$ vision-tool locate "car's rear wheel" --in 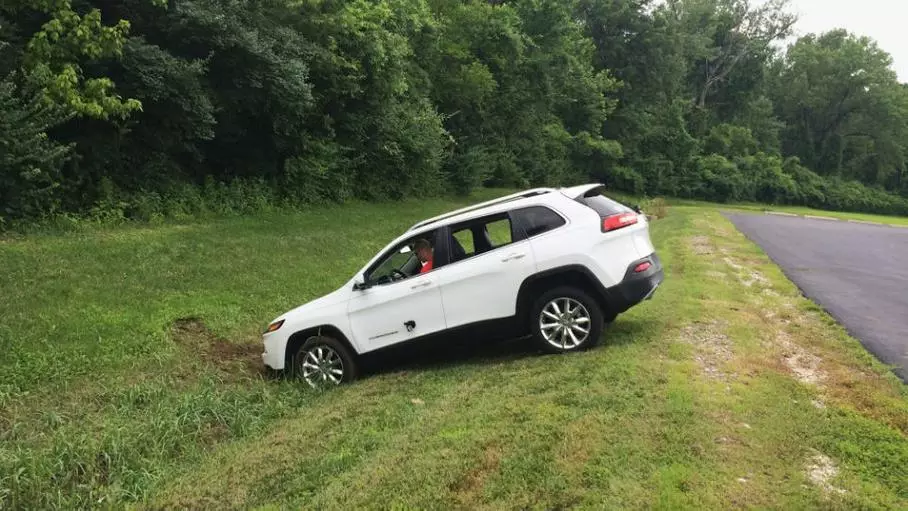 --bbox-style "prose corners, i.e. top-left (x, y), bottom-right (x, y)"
top-left (530, 287), bottom-right (603, 354)
top-left (293, 336), bottom-right (358, 388)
